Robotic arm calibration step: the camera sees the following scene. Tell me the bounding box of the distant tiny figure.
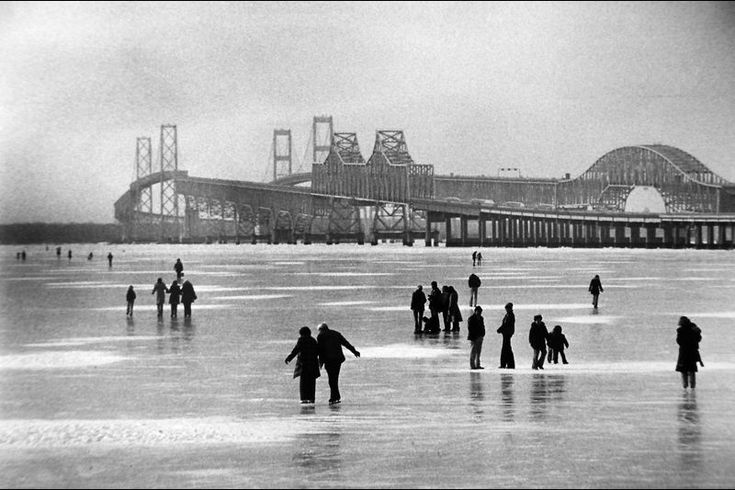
[151,278,169,318]
[427,281,442,325]
[316,323,360,405]
[174,258,184,279]
[589,274,604,309]
[285,326,321,404]
[21,250,26,261]
[181,279,197,318]
[56,247,61,259]
[676,316,703,389]
[67,250,72,261]
[410,285,426,334]
[126,285,136,317]
[87,252,93,261]
[107,252,113,267]
[472,251,477,267]
[168,280,181,318]
[476,252,482,266]
[497,302,515,369]
[529,314,549,370]
[468,273,481,307]
[16,252,20,260]
[448,285,462,332]
[467,306,486,370]
[547,325,569,364]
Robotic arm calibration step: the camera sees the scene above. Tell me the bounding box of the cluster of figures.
[465,304,570,370]
[125,258,198,319]
[284,323,360,404]
[410,273,483,334]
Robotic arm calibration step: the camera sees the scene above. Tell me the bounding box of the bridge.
[114,119,735,248]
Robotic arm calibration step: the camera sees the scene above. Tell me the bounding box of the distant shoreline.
[0,223,122,244]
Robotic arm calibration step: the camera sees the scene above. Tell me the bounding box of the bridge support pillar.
[425,213,432,247]
[479,214,485,247]
[645,224,657,248]
[614,224,626,247]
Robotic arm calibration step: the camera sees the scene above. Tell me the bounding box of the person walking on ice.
[589,274,604,309]
[285,326,321,404]
[316,323,360,405]
[676,316,703,389]
[126,285,136,317]
[547,325,570,364]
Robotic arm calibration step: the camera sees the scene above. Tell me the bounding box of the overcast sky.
[2,1,735,223]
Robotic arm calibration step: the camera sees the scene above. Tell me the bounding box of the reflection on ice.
[359,344,455,358]
[25,336,161,348]
[0,351,126,370]
[551,315,621,324]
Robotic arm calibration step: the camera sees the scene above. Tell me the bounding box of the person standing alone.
[468,273,481,307]
[588,274,604,309]
[676,316,703,389]
[316,323,360,405]
[126,285,136,317]
[174,258,184,280]
[497,302,515,369]
[467,306,486,370]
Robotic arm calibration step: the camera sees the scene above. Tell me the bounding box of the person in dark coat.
[316,323,360,405]
[427,281,442,325]
[547,325,569,364]
[529,314,549,370]
[476,252,482,266]
[440,286,452,332]
[468,273,481,307]
[472,251,477,267]
[174,258,184,280]
[285,326,321,404]
[107,252,113,267]
[497,302,515,369]
[588,274,604,309]
[448,286,462,332]
[168,280,181,318]
[676,316,703,389]
[467,306,486,370]
[410,285,426,334]
[181,280,197,318]
[126,285,136,317]
[151,278,169,318]
[422,315,441,334]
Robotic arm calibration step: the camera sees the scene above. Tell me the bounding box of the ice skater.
[589,274,604,309]
[410,285,426,334]
[285,326,321,404]
[151,278,168,319]
[676,316,703,389]
[467,306,486,370]
[497,302,515,369]
[547,325,569,364]
[126,285,136,317]
[529,314,548,370]
[316,323,360,405]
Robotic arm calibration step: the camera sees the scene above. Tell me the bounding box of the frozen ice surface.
[1,244,735,488]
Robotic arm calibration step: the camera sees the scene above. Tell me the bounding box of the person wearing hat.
[316,323,360,405]
[529,314,549,370]
[467,306,486,370]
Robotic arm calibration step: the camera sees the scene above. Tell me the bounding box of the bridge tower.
[312,115,333,164]
[133,137,152,241]
[159,124,180,242]
[273,129,292,181]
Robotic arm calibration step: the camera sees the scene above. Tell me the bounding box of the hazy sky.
[2,1,735,223]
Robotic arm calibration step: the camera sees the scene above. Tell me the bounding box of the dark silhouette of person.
[427,281,442,325]
[440,286,452,331]
[589,274,604,309]
[467,306,486,370]
[422,315,440,334]
[497,302,516,369]
[67,249,72,261]
[107,252,113,267]
[174,258,184,279]
[529,314,549,370]
[87,252,93,261]
[21,250,26,261]
[410,285,426,334]
[151,278,169,318]
[285,326,321,404]
[56,247,61,259]
[168,280,181,318]
[16,252,20,260]
[547,325,569,364]
[476,252,482,266]
[448,285,462,332]
[676,316,703,389]
[468,273,481,307]
[472,251,477,267]
[126,285,136,317]
[181,280,197,318]
[316,323,360,405]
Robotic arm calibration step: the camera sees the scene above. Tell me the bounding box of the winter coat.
[411,289,427,311]
[497,312,515,339]
[317,329,358,365]
[467,313,485,341]
[468,274,481,289]
[286,336,321,379]
[676,323,702,373]
[589,277,603,295]
[181,280,197,304]
[529,321,549,349]
[427,287,442,311]
[439,291,451,313]
[449,287,462,321]
[547,332,569,351]
[152,282,168,304]
[126,289,136,302]
[168,282,181,305]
